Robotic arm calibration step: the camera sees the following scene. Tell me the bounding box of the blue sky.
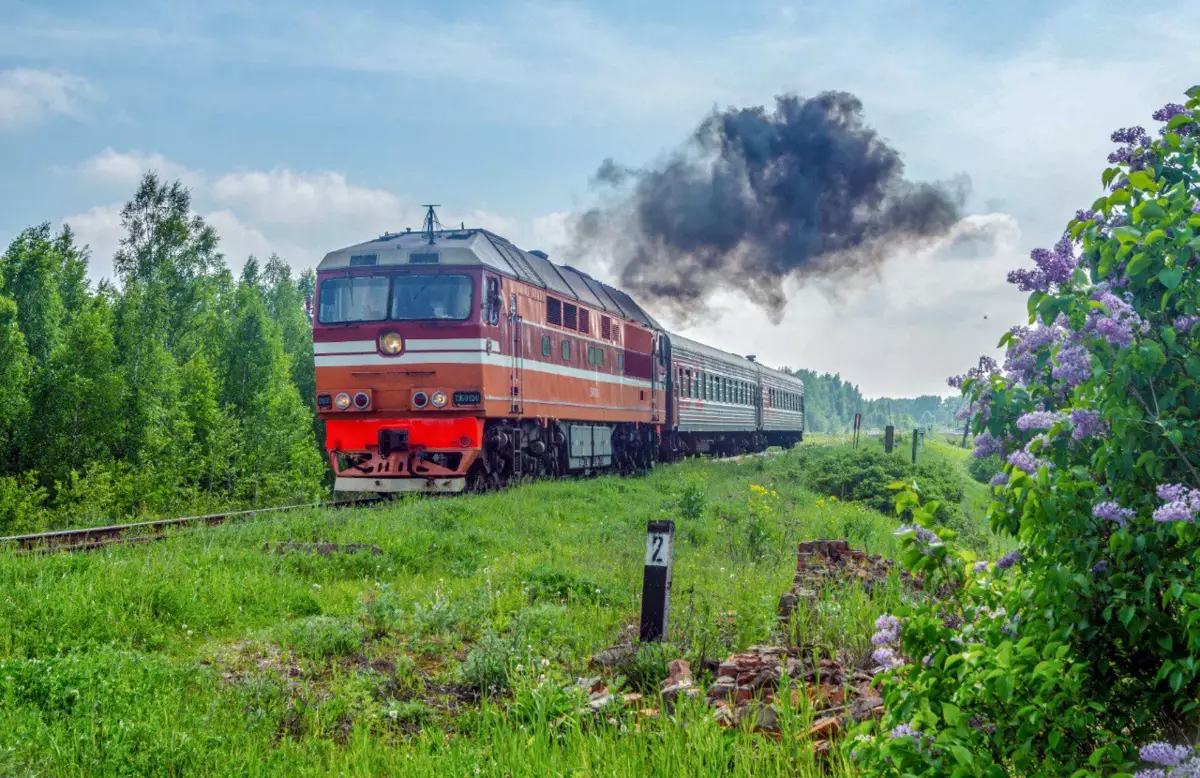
[1,0,1195,396]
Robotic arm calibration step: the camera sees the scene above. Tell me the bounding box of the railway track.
[0,498,384,555]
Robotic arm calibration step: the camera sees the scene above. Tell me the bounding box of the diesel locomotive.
[313,214,804,494]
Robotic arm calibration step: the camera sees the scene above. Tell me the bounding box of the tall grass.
[0,447,992,776]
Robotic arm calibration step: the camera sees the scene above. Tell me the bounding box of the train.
[312,211,804,494]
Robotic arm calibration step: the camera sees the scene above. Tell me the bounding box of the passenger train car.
[313,217,804,494]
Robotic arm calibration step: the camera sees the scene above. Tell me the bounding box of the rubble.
[578,540,898,750]
[782,539,896,617]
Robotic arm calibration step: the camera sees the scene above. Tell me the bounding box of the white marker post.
[639,520,675,642]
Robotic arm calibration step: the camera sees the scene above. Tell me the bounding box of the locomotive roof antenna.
[421,204,443,245]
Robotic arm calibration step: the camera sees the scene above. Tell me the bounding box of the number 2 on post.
[645,533,670,567]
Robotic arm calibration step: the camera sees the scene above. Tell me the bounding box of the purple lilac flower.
[1052,344,1092,388]
[1002,321,1065,384]
[1133,770,1167,778]
[1006,235,1078,292]
[1096,317,1135,346]
[947,356,999,390]
[1193,201,1200,215]
[1093,501,1134,528]
[890,723,920,740]
[972,560,989,574]
[1093,560,1109,575]
[989,472,1008,487]
[967,716,997,734]
[872,614,901,645]
[1111,126,1149,145]
[1140,743,1192,767]
[1068,409,1105,440]
[1007,450,1048,475]
[1016,411,1064,431]
[1085,291,1143,348]
[996,551,1021,570]
[973,430,1002,458]
[921,654,932,666]
[1153,484,1200,523]
[873,647,905,670]
[1174,316,1200,334]
[1153,501,1197,523]
[1152,104,1189,123]
[1157,484,1190,502]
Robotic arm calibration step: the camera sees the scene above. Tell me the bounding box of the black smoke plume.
[576,91,969,321]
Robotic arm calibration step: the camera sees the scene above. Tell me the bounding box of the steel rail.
[0,498,384,555]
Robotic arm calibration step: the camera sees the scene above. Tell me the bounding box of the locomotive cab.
[314,239,499,493]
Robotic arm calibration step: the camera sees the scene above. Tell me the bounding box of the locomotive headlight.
[431,391,448,408]
[334,392,352,410]
[379,331,403,355]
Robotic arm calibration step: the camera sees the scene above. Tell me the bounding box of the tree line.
[0,173,324,533]
[791,369,964,433]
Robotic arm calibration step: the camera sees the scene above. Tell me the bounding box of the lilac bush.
[852,88,1200,776]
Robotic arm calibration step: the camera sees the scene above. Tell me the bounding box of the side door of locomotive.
[482,273,506,414]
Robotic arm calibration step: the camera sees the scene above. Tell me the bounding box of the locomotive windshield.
[391,275,473,321]
[316,274,474,323]
[318,276,390,323]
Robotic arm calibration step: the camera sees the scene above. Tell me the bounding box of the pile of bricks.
[705,645,883,741]
[778,539,897,625]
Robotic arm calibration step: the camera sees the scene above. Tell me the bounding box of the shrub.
[851,89,1200,776]
[0,474,46,535]
[965,453,1003,485]
[799,448,965,527]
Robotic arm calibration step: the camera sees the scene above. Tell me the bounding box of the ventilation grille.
[547,297,562,326]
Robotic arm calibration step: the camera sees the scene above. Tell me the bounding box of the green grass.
[0,447,998,776]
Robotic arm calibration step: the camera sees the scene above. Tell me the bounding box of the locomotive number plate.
[453,391,482,406]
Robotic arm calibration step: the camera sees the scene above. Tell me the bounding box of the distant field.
[0,443,999,777]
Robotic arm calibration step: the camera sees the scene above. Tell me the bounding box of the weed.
[459,632,514,696]
[281,616,364,659]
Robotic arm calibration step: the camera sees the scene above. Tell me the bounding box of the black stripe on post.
[639,520,675,642]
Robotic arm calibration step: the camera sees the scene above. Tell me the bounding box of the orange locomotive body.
[314,226,668,494]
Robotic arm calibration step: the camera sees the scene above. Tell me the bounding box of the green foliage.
[853,89,1200,776]
[624,641,670,693]
[0,172,325,528]
[796,447,965,527]
[966,452,1003,484]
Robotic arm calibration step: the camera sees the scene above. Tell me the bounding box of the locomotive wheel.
[467,467,488,493]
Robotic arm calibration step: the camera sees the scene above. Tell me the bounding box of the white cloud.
[62,203,123,281]
[80,148,202,188]
[210,169,401,226]
[670,213,1028,398]
[0,68,94,131]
